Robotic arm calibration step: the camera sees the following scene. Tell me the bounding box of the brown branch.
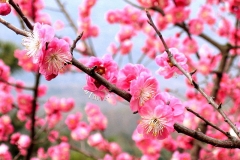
[186,107,231,138]
[145,10,240,139]
[70,32,84,54]
[0,78,34,90]
[8,0,33,30]
[25,73,41,160]
[71,58,131,102]
[174,123,240,148]
[0,17,28,36]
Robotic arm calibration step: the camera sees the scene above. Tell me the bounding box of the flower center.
[138,84,156,106]
[142,117,167,137]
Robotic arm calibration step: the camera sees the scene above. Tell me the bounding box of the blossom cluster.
[83,47,187,141]
[22,22,72,80]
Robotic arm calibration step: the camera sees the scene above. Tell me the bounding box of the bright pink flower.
[0,92,13,114]
[37,84,47,97]
[162,136,177,151]
[37,148,48,159]
[174,0,191,7]
[169,7,190,23]
[155,92,185,123]
[84,54,118,100]
[71,122,91,140]
[39,38,72,81]
[11,132,20,145]
[130,73,159,112]
[65,112,82,130]
[22,22,55,63]
[14,49,39,72]
[137,99,174,140]
[0,115,14,141]
[155,48,188,79]
[17,94,33,114]
[188,19,204,35]
[0,3,11,16]
[117,63,151,91]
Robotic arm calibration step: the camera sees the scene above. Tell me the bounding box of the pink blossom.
[38,84,47,97]
[182,37,198,54]
[171,151,191,160]
[130,73,159,112]
[120,40,132,55]
[0,3,11,16]
[48,142,70,160]
[85,103,101,116]
[137,99,174,140]
[39,37,72,81]
[22,22,55,63]
[65,112,82,130]
[188,19,204,35]
[174,0,191,7]
[18,134,31,149]
[87,132,104,147]
[54,20,64,30]
[59,98,74,112]
[108,142,122,157]
[48,130,59,142]
[14,49,39,72]
[17,94,33,114]
[116,152,133,160]
[71,122,91,140]
[0,144,12,160]
[155,48,188,79]
[169,7,190,23]
[0,92,13,114]
[155,92,185,123]
[88,113,108,131]
[117,63,151,91]
[84,54,118,100]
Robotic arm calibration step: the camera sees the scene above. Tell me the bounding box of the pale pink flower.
[22,22,55,63]
[18,135,31,149]
[88,113,108,131]
[0,91,13,114]
[84,54,118,100]
[171,151,191,160]
[65,112,82,130]
[155,48,188,79]
[0,144,12,160]
[39,37,72,80]
[137,99,174,140]
[130,73,159,112]
[87,132,104,147]
[71,122,91,140]
[116,152,133,160]
[48,142,70,160]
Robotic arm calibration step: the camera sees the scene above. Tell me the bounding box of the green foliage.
[0,40,20,72]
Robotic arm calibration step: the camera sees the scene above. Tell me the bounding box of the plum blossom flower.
[129,73,159,112]
[137,98,174,140]
[22,22,55,63]
[84,54,118,100]
[155,48,188,79]
[39,37,72,80]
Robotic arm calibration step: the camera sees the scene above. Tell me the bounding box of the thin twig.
[145,9,240,139]
[8,0,33,30]
[186,107,231,138]
[0,78,34,90]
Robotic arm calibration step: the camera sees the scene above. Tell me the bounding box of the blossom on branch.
[22,22,55,63]
[155,48,188,79]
